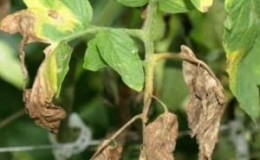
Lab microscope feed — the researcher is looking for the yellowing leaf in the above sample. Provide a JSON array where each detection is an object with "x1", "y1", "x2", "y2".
[
  {"x1": 191, "y1": 0, "x2": 213, "y2": 12},
  {"x1": 24, "y1": 42, "x2": 72, "y2": 133},
  {"x1": 0, "y1": 0, "x2": 93, "y2": 42},
  {"x1": 223, "y1": 0, "x2": 260, "y2": 120}
]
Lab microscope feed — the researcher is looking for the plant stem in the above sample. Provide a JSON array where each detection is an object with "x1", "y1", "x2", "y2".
[
  {"x1": 62, "y1": 26, "x2": 143, "y2": 42},
  {"x1": 142, "y1": 0, "x2": 158, "y2": 123},
  {"x1": 91, "y1": 114, "x2": 142, "y2": 159}
]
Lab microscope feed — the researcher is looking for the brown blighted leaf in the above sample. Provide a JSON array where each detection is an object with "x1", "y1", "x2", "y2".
[
  {"x1": 181, "y1": 45, "x2": 226, "y2": 160},
  {"x1": 0, "y1": 0, "x2": 10, "y2": 20},
  {"x1": 0, "y1": 10, "x2": 45, "y2": 43},
  {"x1": 92, "y1": 143, "x2": 122, "y2": 160},
  {"x1": 141, "y1": 112, "x2": 178, "y2": 160},
  {"x1": 24, "y1": 46, "x2": 66, "y2": 134}
]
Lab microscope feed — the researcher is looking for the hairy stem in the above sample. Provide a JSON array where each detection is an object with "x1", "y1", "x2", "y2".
[
  {"x1": 142, "y1": 0, "x2": 158, "y2": 123},
  {"x1": 62, "y1": 26, "x2": 144, "y2": 42}
]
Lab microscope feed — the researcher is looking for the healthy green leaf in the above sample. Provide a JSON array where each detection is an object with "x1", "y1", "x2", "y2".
[
  {"x1": 116, "y1": 0, "x2": 148, "y2": 7},
  {"x1": 83, "y1": 38, "x2": 107, "y2": 71},
  {"x1": 159, "y1": 0, "x2": 194, "y2": 14},
  {"x1": 223, "y1": 0, "x2": 260, "y2": 120},
  {"x1": 0, "y1": 40, "x2": 24, "y2": 89},
  {"x1": 190, "y1": 0, "x2": 213, "y2": 12},
  {"x1": 96, "y1": 30, "x2": 144, "y2": 91}
]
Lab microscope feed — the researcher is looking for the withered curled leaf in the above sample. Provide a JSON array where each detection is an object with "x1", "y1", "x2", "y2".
[
  {"x1": 141, "y1": 112, "x2": 178, "y2": 160},
  {"x1": 181, "y1": 45, "x2": 226, "y2": 160},
  {"x1": 0, "y1": 10, "x2": 45, "y2": 43},
  {"x1": 24, "y1": 46, "x2": 67, "y2": 134},
  {"x1": 92, "y1": 143, "x2": 122, "y2": 160}
]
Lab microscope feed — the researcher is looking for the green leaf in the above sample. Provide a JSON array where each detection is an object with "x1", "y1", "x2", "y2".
[
  {"x1": 223, "y1": 0, "x2": 260, "y2": 120},
  {"x1": 83, "y1": 38, "x2": 107, "y2": 71},
  {"x1": 0, "y1": 40, "x2": 24, "y2": 89},
  {"x1": 116, "y1": 0, "x2": 148, "y2": 7},
  {"x1": 96, "y1": 30, "x2": 144, "y2": 91},
  {"x1": 55, "y1": 42, "x2": 73, "y2": 97},
  {"x1": 190, "y1": 0, "x2": 213, "y2": 12},
  {"x1": 38, "y1": 42, "x2": 72, "y2": 98},
  {"x1": 23, "y1": 0, "x2": 93, "y2": 42},
  {"x1": 159, "y1": 0, "x2": 194, "y2": 14}
]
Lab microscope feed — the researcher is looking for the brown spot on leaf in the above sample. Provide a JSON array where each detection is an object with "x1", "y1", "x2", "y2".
[
  {"x1": 92, "y1": 144, "x2": 122, "y2": 160},
  {"x1": 181, "y1": 45, "x2": 226, "y2": 160},
  {"x1": 0, "y1": 0, "x2": 10, "y2": 20},
  {"x1": 0, "y1": 10, "x2": 45, "y2": 43},
  {"x1": 48, "y1": 9, "x2": 59, "y2": 19},
  {"x1": 141, "y1": 112, "x2": 178, "y2": 160}
]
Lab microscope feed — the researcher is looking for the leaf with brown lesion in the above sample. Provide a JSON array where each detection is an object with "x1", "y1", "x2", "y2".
[
  {"x1": 141, "y1": 112, "x2": 178, "y2": 160},
  {"x1": 24, "y1": 45, "x2": 68, "y2": 134},
  {"x1": 181, "y1": 45, "x2": 226, "y2": 160},
  {"x1": 0, "y1": 10, "x2": 46, "y2": 43},
  {"x1": 92, "y1": 143, "x2": 122, "y2": 160}
]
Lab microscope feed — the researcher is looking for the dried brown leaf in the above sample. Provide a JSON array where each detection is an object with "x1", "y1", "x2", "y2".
[
  {"x1": 181, "y1": 45, "x2": 226, "y2": 160},
  {"x1": 24, "y1": 47, "x2": 66, "y2": 134},
  {"x1": 0, "y1": 10, "x2": 45, "y2": 43},
  {"x1": 141, "y1": 112, "x2": 178, "y2": 160},
  {"x1": 0, "y1": 0, "x2": 10, "y2": 20},
  {"x1": 92, "y1": 144, "x2": 122, "y2": 160}
]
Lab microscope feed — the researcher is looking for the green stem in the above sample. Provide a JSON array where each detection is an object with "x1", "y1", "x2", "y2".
[
  {"x1": 142, "y1": 0, "x2": 158, "y2": 123},
  {"x1": 62, "y1": 26, "x2": 144, "y2": 42}
]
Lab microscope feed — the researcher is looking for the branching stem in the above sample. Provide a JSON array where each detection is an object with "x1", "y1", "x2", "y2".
[{"x1": 91, "y1": 114, "x2": 142, "y2": 159}]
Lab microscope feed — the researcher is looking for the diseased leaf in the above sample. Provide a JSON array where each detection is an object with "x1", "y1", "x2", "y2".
[
  {"x1": 223, "y1": 0, "x2": 260, "y2": 120},
  {"x1": 0, "y1": 0, "x2": 10, "y2": 20},
  {"x1": 141, "y1": 112, "x2": 178, "y2": 160},
  {"x1": 182, "y1": 45, "x2": 225, "y2": 160},
  {"x1": 0, "y1": 0, "x2": 93, "y2": 42},
  {"x1": 92, "y1": 143, "x2": 122, "y2": 160},
  {"x1": 190, "y1": 0, "x2": 213, "y2": 12},
  {"x1": 83, "y1": 38, "x2": 107, "y2": 71},
  {"x1": 116, "y1": 0, "x2": 148, "y2": 7},
  {"x1": 0, "y1": 40, "x2": 24, "y2": 88},
  {"x1": 159, "y1": 0, "x2": 194, "y2": 14},
  {"x1": 96, "y1": 30, "x2": 144, "y2": 91},
  {"x1": 24, "y1": 43, "x2": 72, "y2": 134},
  {"x1": 0, "y1": 10, "x2": 45, "y2": 43}
]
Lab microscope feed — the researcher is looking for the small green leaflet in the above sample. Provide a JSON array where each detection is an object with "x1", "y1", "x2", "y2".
[
  {"x1": 223, "y1": 0, "x2": 260, "y2": 120},
  {"x1": 0, "y1": 40, "x2": 24, "y2": 89},
  {"x1": 159, "y1": 0, "x2": 194, "y2": 13},
  {"x1": 84, "y1": 30, "x2": 144, "y2": 91},
  {"x1": 84, "y1": 39, "x2": 107, "y2": 71},
  {"x1": 116, "y1": 0, "x2": 148, "y2": 7}
]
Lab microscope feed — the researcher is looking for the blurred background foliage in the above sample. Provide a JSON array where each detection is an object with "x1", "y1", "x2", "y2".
[{"x1": 0, "y1": 0, "x2": 260, "y2": 160}]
